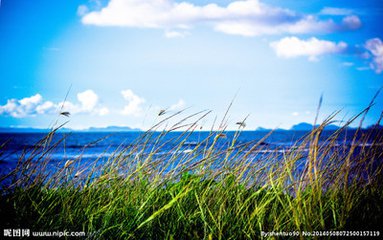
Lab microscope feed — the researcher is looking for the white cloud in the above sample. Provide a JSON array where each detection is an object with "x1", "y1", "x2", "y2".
[
  {"x1": 0, "y1": 94, "x2": 51, "y2": 118},
  {"x1": 80, "y1": 0, "x2": 361, "y2": 37},
  {"x1": 292, "y1": 112, "x2": 299, "y2": 116},
  {"x1": 77, "y1": 5, "x2": 89, "y2": 16},
  {"x1": 36, "y1": 101, "x2": 56, "y2": 115},
  {"x1": 77, "y1": 90, "x2": 99, "y2": 112},
  {"x1": 270, "y1": 37, "x2": 347, "y2": 61},
  {"x1": 98, "y1": 107, "x2": 110, "y2": 116},
  {"x1": 0, "y1": 90, "x2": 109, "y2": 118},
  {"x1": 121, "y1": 89, "x2": 145, "y2": 116},
  {"x1": 364, "y1": 38, "x2": 383, "y2": 74},
  {"x1": 19, "y1": 94, "x2": 42, "y2": 106},
  {"x1": 78, "y1": 0, "x2": 102, "y2": 16},
  {"x1": 164, "y1": 30, "x2": 189, "y2": 38},
  {"x1": 356, "y1": 66, "x2": 370, "y2": 71},
  {"x1": 169, "y1": 99, "x2": 186, "y2": 111},
  {"x1": 342, "y1": 62, "x2": 354, "y2": 67},
  {"x1": 341, "y1": 15, "x2": 361, "y2": 30},
  {"x1": 55, "y1": 90, "x2": 103, "y2": 115},
  {"x1": 282, "y1": 15, "x2": 360, "y2": 35},
  {"x1": 319, "y1": 7, "x2": 354, "y2": 16},
  {"x1": 60, "y1": 90, "x2": 109, "y2": 115},
  {"x1": 58, "y1": 101, "x2": 78, "y2": 114}
]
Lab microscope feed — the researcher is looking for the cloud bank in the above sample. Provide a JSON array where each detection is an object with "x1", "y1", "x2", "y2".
[
  {"x1": 0, "y1": 90, "x2": 109, "y2": 118},
  {"x1": 0, "y1": 94, "x2": 53, "y2": 118},
  {"x1": 80, "y1": 0, "x2": 361, "y2": 36},
  {"x1": 270, "y1": 37, "x2": 347, "y2": 61},
  {"x1": 319, "y1": 7, "x2": 355, "y2": 16},
  {"x1": 269, "y1": 36, "x2": 383, "y2": 74},
  {"x1": 121, "y1": 89, "x2": 146, "y2": 117},
  {"x1": 0, "y1": 89, "x2": 189, "y2": 119},
  {"x1": 169, "y1": 99, "x2": 186, "y2": 111},
  {"x1": 365, "y1": 38, "x2": 383, "y2": 74},
  {"x1": 62, "y1": 90, "x2": 109, "y2": 116}
]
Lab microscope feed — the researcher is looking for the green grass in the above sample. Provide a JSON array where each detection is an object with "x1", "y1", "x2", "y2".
[{"x1": 1, "y1": 108, "x2": 383, "y2": 239}]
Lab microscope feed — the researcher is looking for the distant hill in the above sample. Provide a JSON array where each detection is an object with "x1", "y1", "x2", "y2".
[
  {"x1": 367, "y1": 124, "x2": 383, "y2": 130},
  {"x1": 255, "y1": 122, "x2": 349, "y2": 132},
  {"x1": 85, "y1": 126, "x2": 141, "y2": 132},
  {"x1": 290, "y1": 122, "x2": 314, "y2": 131},
  {"x1": 255, "y1": 127, "x2": 285, "y2": 132},
  {"x1": 290, "y1": 122, "x2": 345, "y2": 131},
  {"x1": 1, "y1": 124, "x2": 380, "y2": 133},
  {"x1": 255, "y1": 127, "x2": 272, "y2": 131}
]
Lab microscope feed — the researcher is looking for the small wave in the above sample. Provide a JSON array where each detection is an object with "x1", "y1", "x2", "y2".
[
  {"x1": 355, "y1": 143, "x2": 383, "y2": 147},
  {"x1": 183, "y1": 142, "x2": 199, "y2": 146},
  {"x1": 253, "y1": 148, "x2": 310, "y2": 154},
  {"x1": 66, "y1": 145, "x2": 88, "y2": 149}
]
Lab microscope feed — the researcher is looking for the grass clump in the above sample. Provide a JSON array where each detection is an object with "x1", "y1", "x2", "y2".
[{"x1": 1, "y1": 107, "x2": 383, "y2": 239}]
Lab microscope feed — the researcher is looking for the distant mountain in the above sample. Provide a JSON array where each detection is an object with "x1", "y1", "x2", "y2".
[
  {"x1": 255, "y1": 127, "x2": 285, "y2": 132},
  {"x1": 290, "y1": 122, "x2": 313, "y2": 131},
  {"x1": 322, "y1": 124, "x2": 341, "y2": 131},
  {"x1": 290, "y1": 122, "x2": 342, "y2": 131},
  {"x1": 1, "y1": 124, "x2": 379, "y2": 133},
  {"x1": 367, "y1": 124, "x2": 383, "y2": 130},
  {"x1": 85, "y1": 126, "x2": 141, "y2": 132},
  {"x1": 0, "y1": 126, "x2": 141, "y2": 133},
  {"x1": 255, "y1": 127, "x2": 272, "y2": 131}
]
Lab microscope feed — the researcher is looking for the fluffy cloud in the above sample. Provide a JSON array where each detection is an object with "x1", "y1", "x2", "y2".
[
  {"x1": 77, "y1": 5, "x2": 89, "y2": 16},
  {"x1": 0, "y1": 94, "x2": 50, "y2": 118},
  {"x1": 36, "y1": 101, "x2": 56, "y2": 114},
  {"x1": 60, "y1": 90, "x2": 109, "y2": 115},
  {"x1": 80, "y1": 0, "x2": 361, "y2": 36},
  {"x1": 341, "y1": 15, "x2": 361, "y2": 30},
  {"x1": 121, "y1": 89, "x2": 145, "y2": 116},
  {"x1": 0, "y1": 90, "x2": 109, "y2": 118},
  {"x1": 215, "y1": 15, "x2": 360, "y2": 36},
  {"x1": 364, "y1": 38, "x2": 383, "y2": 74},
  {"x1": 342, "y1": 62, "x2": 354, "y2": 67},
  {"x1": 164, "y1": 30, "x2": 189, "y2": 38},
  {"x1": 169, "y1": 99, "x2": 186, "y2": 111},
  {"x1": 77, "y1": 90, "x2": 98, "y2": 112},
  {"x1": 319, "y1": 7, "x2": 354, "y2": 16},
  {"x1": 270, "y1": 37, "x2": 347, "y2": 61}
]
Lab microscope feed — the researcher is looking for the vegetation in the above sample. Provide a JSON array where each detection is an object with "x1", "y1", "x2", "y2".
[{"x1": 1, "y1": 106, "x2": 383, "y2": 239}]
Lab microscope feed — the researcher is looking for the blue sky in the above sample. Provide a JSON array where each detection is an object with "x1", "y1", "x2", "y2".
[{"x1": 0, "y1": 0, "x2": 382, "y2": 130}]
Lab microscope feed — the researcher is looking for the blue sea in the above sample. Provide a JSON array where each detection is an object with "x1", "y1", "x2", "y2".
[{"x1": 0, "y1": 129, "x2": 381, "y2": 183}]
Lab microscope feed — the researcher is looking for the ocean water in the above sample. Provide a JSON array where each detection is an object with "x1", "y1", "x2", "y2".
[{"x1": 0, "y1": 129, "x2": 381, "y2": 183}]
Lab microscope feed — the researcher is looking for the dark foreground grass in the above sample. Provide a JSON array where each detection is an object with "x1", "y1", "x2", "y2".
[{"x1": 1, "y1": 109, "x2": 383, "y2": 239}]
